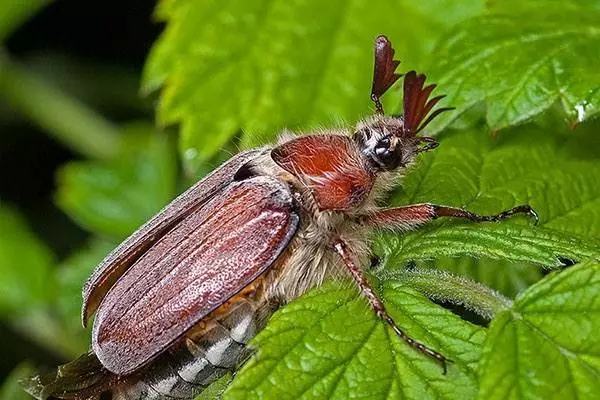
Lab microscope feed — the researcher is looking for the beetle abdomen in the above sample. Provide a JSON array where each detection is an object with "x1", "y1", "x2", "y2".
[
  {"x1": 114, "y1": 298, "x2": 260, "y2": 399},
  {"x1": 25, "y1": 298, "x2": 266, "y2": 400}
]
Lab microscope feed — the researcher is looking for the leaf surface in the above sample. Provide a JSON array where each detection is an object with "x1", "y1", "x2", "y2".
[
  {"x1": 419, "y1": 257, "x2": 542, "y2": 298},
  {"x1": 478, "y1": 261, "x2": 600, "y2": 399},
  {"x1": 428, "y1": 0, "x2": 600, "y2": 132},
  {"x1": 225, "y1": 282, "x2": 485, "y2": 400}
]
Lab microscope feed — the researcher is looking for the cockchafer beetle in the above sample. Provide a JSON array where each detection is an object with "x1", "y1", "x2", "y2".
[{"x1": 25, "y1": 35, "x2": 537, "y2": 400}]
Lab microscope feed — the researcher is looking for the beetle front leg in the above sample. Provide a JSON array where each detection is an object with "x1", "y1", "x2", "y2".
[
  {"x1": 332, "y1": 238, "x2": 450, "y2": 374},
  {"x1": 363, "y1": 203, "x2": 538, "y2": 230}
]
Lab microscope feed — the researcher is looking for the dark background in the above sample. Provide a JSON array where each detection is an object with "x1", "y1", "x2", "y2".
[{"x1": 0, "y1": 0, "x2": 161, "y2": 379}]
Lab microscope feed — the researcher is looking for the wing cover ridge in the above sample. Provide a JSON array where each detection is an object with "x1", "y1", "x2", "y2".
[
  {"x1": 82, "y1": 149, "x2": 265, "y2": 326},
  {"x1": 92, "y1": 176, "x2": 299, "y2": 375}
]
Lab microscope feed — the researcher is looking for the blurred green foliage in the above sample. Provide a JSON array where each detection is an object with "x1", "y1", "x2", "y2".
[
  {"x1": 0, "y1": 0, "x2": 53, "y2": 41},
  {"x1": 0, "y1": 0, "x2": 599, "y2": 399},
  {"x1": 0, "y1": 206, "x2": 55, "y2": 315},
  {"x1": 56, "y1": 123, "x2": 177, "y2": 238},
  {"x1": 0, "y1": 363, "x2": 34, "y2": 400}
]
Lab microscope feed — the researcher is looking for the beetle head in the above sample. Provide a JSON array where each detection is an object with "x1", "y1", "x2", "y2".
[
  {"x1": 354, "y1": 115, "x2": 438, "y2": 171},
  {"x1": 357, "y1": 35, "x2": 451, "y2": 172}
]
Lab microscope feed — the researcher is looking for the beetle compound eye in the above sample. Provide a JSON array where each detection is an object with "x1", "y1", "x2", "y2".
[
  {"x1": 374, "y1": 137, "x2": 391, "y2": 154},
  {"x1": 370, "y1": 136, "x2": 403, "y2": 170}
]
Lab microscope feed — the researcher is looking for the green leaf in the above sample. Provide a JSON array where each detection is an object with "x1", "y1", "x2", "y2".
[
  {"x1": 478, "y1": 261, "x2": 600, "y2": 399},
  {"x1": 55, "y1": 238, "x2": 117, "y2": 350},
  {"x1": 56, "y1": 123, "x2": 177, "y2": 239},
  {"x1": 0, "y1": 0, "x2": 52, "y2": 41},
  {"x1": 143, "y1": 0, "x2": 484, "y2": 173},
  {"x1": 225, "y1": 282, "x2": 485, "y2": 400},
  {"x1": 0, "y1": 205, "x2": 55, "y2": 315},
  {"x1": 428, "y1": 0, "x2": 600, "y2": 132},
  {"x1": 377, "y1": 124, "x2": 600, "y2": 267},
  {"x1": 0, "y1": 363, "x2": 34, "y2": 400}
]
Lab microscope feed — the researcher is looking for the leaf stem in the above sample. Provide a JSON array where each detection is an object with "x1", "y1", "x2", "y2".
[
  {"x1": 380, "y1": 268, "x2": 513, "y2": 320},
  {"x1": 0, "y1": 49, "x2": 122, "y2": 160}
]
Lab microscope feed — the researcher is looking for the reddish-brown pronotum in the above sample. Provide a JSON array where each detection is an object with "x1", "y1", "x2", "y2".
[{"x1": 25, "y1": 35, "x2": 537, "y2": 400}]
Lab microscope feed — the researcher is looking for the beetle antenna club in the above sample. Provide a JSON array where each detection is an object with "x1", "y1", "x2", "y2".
[
  {"x1": 26, "y1": 34, "x2": 538, "y2": 399},
  {"x1": 371, "y1": 35, "x2": 402, "y2": 115}
]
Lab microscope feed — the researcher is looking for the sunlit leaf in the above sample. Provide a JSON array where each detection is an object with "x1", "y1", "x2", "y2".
[
  {"x1": 225, "y1": 282, "x2": 485, "y2": 400},
  {"x1": 478, "y1": 261, "x2": 600, "y2": 399},
  {"x1": 428, "y1": 0, "x2": 600, "y2": 132},
  {"x1": 377, "y1": 124, "x2": 600, "y2": 267}
]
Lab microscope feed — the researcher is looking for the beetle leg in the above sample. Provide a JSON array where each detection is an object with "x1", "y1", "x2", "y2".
[
  {"x1": 332, "y1": 238, "x2": 450, "y2": 374},
  {"x1": 363, "y1": 203, "x2": 538, "y2": 230}
]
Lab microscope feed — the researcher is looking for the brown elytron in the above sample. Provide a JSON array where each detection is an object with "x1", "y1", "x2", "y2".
[
  {"x1": 81, "y1": 149, "x2": 264, "y2": 326},
  {"x1": 93, "y1": 176, "x2": 299, "y2": 375},
  {"x1": 25, "y1": 35, "x2": 537, "y2": 399}
]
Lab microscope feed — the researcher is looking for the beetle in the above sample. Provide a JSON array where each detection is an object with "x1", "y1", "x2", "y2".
[{"x1": 25, "y1": 35, "x2": 537, "y2": 400}]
